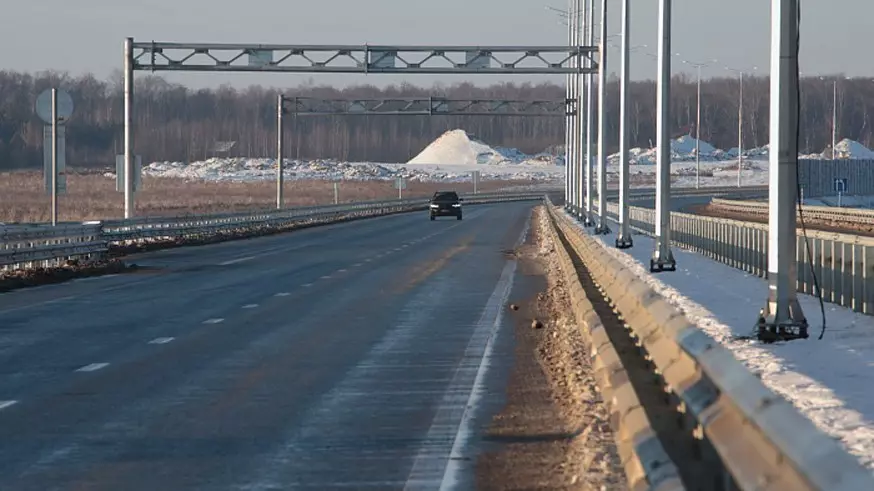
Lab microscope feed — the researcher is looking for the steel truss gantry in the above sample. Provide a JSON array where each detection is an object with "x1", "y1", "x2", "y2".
[{"x1": 122, "y1": 39, "x2": 599, "y2": 218}]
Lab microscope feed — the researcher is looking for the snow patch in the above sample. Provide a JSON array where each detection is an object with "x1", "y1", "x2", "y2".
[{"x1": 408, "y1": 129, "x2": 562, "y2": 167}]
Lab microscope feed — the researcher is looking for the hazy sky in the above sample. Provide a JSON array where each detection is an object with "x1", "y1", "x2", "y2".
[{"x1": 2, "y1": 0, "x2": 871, "y2": 88}]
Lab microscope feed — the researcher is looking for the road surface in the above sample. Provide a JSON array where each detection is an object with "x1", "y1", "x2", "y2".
[{"x1": 0, "y1": 202, "x2": 539, "y2": 490}]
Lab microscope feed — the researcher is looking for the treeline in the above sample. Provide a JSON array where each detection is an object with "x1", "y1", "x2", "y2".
[{"x1": 0, "y1": 69, "x2": 871, "y2": 169}]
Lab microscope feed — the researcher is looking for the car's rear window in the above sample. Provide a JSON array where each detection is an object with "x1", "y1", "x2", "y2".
[{"x1": 433, "y1": 192, "x2": 459, "y2": 201}]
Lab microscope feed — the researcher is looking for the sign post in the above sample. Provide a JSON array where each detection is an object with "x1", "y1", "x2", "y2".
[
  {"x1": 471, "y1": 170, "x2": 480, "y2": 194},
  {"x1": 36, "y1": 88, "x2": 74, "y2": 225},
  {"x1": 333, "y1": 182, "x2": 339, "y2": 205},
  {"x1": 834, "y1": 178, "x2": 847, "y2": 207},
  {"x1": 394, "y1": 177, "x2": 406, "y2": 199}
]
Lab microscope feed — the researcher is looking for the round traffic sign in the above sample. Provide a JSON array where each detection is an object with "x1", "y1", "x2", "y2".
[{"x1": 35, "y1": 89, "x2": 74, "y2": 124}]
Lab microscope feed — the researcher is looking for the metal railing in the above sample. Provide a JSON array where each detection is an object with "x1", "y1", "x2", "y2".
[
  {"x1": 604, "y1": 202, "x2": 874, "y2": 314},
  {"x1": 1, "y1": 192, "x2": 543, "y2": 271},
  {"x1": 548, "y1": 199, "x2": 874, "y2": 491},
  {"x1": 710, "y1": 198, "x2": 874, "y2": 225}
]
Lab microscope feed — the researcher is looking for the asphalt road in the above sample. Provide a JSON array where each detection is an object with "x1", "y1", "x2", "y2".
[{"x1": 0, "y1": 202, "x2": 539, "y2": 490}]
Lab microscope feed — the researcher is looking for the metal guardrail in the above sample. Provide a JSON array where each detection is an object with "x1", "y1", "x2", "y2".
[
  {"x1": 547, "y1": 200, "x2": 874, "y2": 491},
  {"x1": 603, "y1": 202, "x2": 874, "y2": 314},
  {"x1": 710, "y1": 198, "x2": 874, "y2": 225},
  {"x1": 0, "y1": 192, "x2": 543, "y2": 271}
]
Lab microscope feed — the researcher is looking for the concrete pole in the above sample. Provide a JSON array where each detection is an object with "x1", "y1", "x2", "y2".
[
  {"x1": 277, "y1": 94, "x2": 284, "y2": 210},
  {"x1": 593, "y1": 0, "x2": 610, "y2": 234},
  {"x1": 650, "y1": 0, "x2": 676, "y2": 272},
  {"x1": 758, "y1": 0, "x2": 807, "y2": 341},
  {"x1": 51, "y1": 89, "x2": 58, "y2": 227},
  {"x1": 583, "y1": 0, "x2": 595, "y2": 226},
  {"x1": 123, "y1": 37, "x2": 135, "y2": 219},
  {"x1": 615, "y1": 0, "x2": 632, "y2": 248}
]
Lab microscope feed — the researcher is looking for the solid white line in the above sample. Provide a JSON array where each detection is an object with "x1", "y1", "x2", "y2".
[
  {"x1": 219, "y1": 255, "x2": 256, "y2": 266},
  {"x1": 76, "y1": 363, "x2": 109, "y2": 372},
  {"x1": 275, "y1": 292, "x2": 291, "y2": 297},
  {"x1": 203, "y1": 318, "x2": 224, "y2": 324},
  {"x1": 148, "y1": 337, "x2": 175, "y2": 344},
  {"x1": 242, "y1": 304, "x2": 259, "y2": 309},
  {"x1": 0, "y1": 400, "x2": 18, "y2": 411}
]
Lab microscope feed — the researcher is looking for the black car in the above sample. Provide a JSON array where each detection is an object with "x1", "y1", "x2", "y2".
[{"x1": 429, "y1": 191, "x2": 463, "y2": 220}]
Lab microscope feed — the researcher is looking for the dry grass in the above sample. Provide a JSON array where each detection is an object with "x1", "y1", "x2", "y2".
[{"x1": 0, "y1": 170, "x2": 535, "y2": 223}]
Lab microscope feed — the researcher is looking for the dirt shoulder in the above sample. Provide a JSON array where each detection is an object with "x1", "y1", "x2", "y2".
[{"x1": 476, "y1": 206, "x2": 626, "y2": 491}]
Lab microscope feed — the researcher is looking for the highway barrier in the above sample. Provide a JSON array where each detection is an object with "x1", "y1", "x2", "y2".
[
  {"x1": 1, "y1": 192, "x2": 542, "y2": 271},
  {"x1": 546, "y1": 199, "x2": 874, "y2": 491}
]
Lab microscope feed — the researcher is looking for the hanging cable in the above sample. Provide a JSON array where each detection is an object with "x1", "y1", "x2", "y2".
[{"x1": 793, "y1": 0, "x2": 827, "y2": 340}]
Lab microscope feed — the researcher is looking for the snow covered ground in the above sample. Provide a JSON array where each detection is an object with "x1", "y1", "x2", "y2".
[
  {"x1": 137, "y1": 130, "x2": 873, "y2": 187},
  {"x1": 562, "y1": 210, "x2": 874, "y2": 472}
]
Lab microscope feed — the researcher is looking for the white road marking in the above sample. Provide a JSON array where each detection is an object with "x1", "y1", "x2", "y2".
[
  {"x1": 242, "y1": 304, "x2": 259, "y2": 309},
  {"x1": 353, "y1": 263, "x2": 364, "y2": 267},
  {"x1": 337, "y1": 269, "x2": 348, "y2": 273},
  {"x1": 275, "y1": 292, "x2": 291, "y2": 297},
  {"x1": 148, "y1": 337, "x2": 175, "y2": 344},
  {"x1": 320, "y1": 275, "x2": 332, "y2": 280},
  {"x1": 76, "y1": 363, "x2": 109, "y2": 372},
  {"x1": 203, "y1": 318, "x2": 225, "y2": 324},
  {"x1": 301, "y1": 283, "x2": 313, "y2": 288},
  {"x1": 405, "y1": 214, "x2": 529, "y2": 491},
  {"x1": 219, "y1": 255, "x2": 256, "y2": 266},
  {"x1": 365, "y1": 258, "x2": 373, "y2": 262},
  {"x1": 0, "y1": 400, "x2": 18, "y2": 411}
]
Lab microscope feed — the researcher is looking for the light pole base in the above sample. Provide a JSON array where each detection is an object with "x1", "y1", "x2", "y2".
[
  {"x1": 755, "y1": 301, "x2": 809, "y2": 343},
  {"x1": 615, "y1": 235, "x2": 633, "y2": 249},
  {"x1": 583, "y1": 215, "x2": 595, "y2": 227},
  {"x1": 594, "y1": 223, "x2": 611, "y2": 235},
  {"x1": 649, "y1": 249, "x2": 676, "y2": 273}
]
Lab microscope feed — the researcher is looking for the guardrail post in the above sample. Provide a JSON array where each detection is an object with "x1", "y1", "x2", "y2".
[
  {"x1": 615, "y1": 0, "x2": 633, "y2": 249},
  {"x1": 757, "y1": 0, "x2": 807, "y2": 341},
  {"x1": 651, "y1": 0, "x2": 676, "y2": 272}
]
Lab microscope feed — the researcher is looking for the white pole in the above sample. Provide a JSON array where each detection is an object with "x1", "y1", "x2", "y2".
[
  {"x1": 832, "y1": 79, "x2": 838, "y2": 159},
  {"x1": 583, "y1": 0, "x2": 595, "y2": 226},
  {"x1": 565, "y1": 0, "x2": 572, "y2": 209},
  {"x1": 616, "y1": 0, "x2": 632, "y2": 248},
  {"x1": 651, "y1": 0, "x2": 675, "y2": 272},
  {"x1": 759, "y1": 0, "x2": 807, "y2": 340},
  {"x1": 696, "y1": 64, "x2": 702, "y2": 189},
  {"x1": 51, "y1": 88, "x2": 58, "y2": 227},
  {"x1": 123, "y1": 37, "x2": 135, "y2": 219},
  {"x1": 594, "y1": 0, "x2": 610, "y2": 234},
  {"x1": 737, "y1": 71, "x2": 743, "y2": 187},
  {"x1": 276, "y1": 94, "x2": 284, "y2": 209},
  {"x1": 575, "y1": 0, "x2": 584, "y2": 218},
  {"x1": 334, "y1": 182, "x2": 339, "y2": 205}
]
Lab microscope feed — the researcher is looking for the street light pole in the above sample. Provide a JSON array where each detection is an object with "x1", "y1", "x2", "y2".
[
  {"x1": 696, "y1": 64, "x2": 702, "y2": 189},
  {"x1": 738, "y1": 70, "x2": 743, "y2": 187},
  {"x1": 615, "y1": 0, "x2": 632, "y2": 249},
  {"x1": 651, "y1": 0, "x2": 676, "y2": 272},
  {"x1": 594, "y1": 0, "x2": 610, "y2": 234},
  {"x1": 584, "y1": 0, "x2": 595, "y2": 226},
  {"x1": 832, "y1": 79, "x2": 838, "y2": 159}
]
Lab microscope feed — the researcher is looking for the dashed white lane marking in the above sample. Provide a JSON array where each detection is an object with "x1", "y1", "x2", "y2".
[
  {"x1": 337, "y1": 269, "x2": 348, "y2": 273},
  {"x1": 242, "y1": 304, "x2": 259, "y2": 309},
  {"x1": 353, "y1": 263, "x2": 364, "y2": 267},
  {"x1": 218, "y1": 255, "x2": 256, "y2": 266},
  {"x1": 320, "y1": 275, "x2": 332, "y2": 280},
  {"x1": 148, "y1": 337, "x2": 175, "y2": 345},
  {"x1": 76, "y1": 363, "x2": 109, "y2": 372},
  {"x1": 301, "y1": 283, "x2": 313, "y2": 288},
  {"x1": 365, "y1": 258, "x2": 373, "y2": 262},
  {"x1": 0, "y1": 401, "x2": 18, "y2": 411},
  {"x1": 275, "y1": 292, "x2": 291, "y2": 297},
  {"x1": 203, "y1": 318, "x2": 225, "y2": 324}
]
